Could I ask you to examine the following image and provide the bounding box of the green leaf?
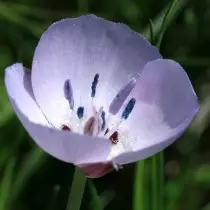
[133,161,147,210]
[78,0,89,13]
[66,167,87,210]
[143,0,188,42]
[151,153,164,210]
[173,57,210,67]
[156,0,178,49]
[0,158,15,210]
[9,147,46,203]
[202,203,210,210]
[0,80,13,126]
[149,19,155,45]
[194,165,210,185]
[0,3,45,37]
[152,155,158,210]
[88,180,103,210]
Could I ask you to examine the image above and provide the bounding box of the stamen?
[101,111,106,131]
[92,107,103,136]
[104,128,109,135]
[61,124,71,131]
[64,79,74,109]
[109,78,136,115]
[91,74,99,98]
[121,98,136,120]
[109,131,119,144]
[83,117,95,136]
[77,107,84,119]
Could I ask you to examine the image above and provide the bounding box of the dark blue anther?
[64,79,74,109]
[77,107,84,119]
[91,74,99,98]
[101,111,106,130]
[121,98,136,120]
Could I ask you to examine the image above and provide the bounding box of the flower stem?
[151,152,164,210]
[133,161,147,210]
[152,155,158,210]
[159,152,164,210]
[66,167,87,210]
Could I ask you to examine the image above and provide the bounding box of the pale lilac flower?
[5,15,199,178]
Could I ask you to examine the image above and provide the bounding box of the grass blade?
[88,180,103,210]
[143,0,188,40]
[152,155,158,210]
[158,152,164,210]
[78,0,89,13]
[0,158,15,210]
[133,161,147,210]
[66,167,87,210]
[9,147,46,203]
[156,0,178,49]
[149,19,155,45]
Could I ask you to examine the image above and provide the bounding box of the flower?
[5,15,199,178]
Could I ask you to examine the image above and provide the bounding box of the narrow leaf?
[143,0,188,40]
[149,19,155,45]
[0,158,15,210]
[133,161,147,210]
[78,0,89,13]
[156,0,179,49]
[88,180,103,210]
[9,147,46,203]
[66,167,87,210]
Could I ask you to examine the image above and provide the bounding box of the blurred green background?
[0,0,210,209]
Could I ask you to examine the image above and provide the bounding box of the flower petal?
[32,15,161,127]
[111,59,199,165]
[78,162,113,178]
[5,64,111,164]
[5,63,48,125]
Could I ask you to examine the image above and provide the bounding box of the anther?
[101,111,106,131]
[109,131,119,144]
[121,98,136,120]
[92,107,103,136]
[64,79,74,109]
[109,78,136,115]
[61,124,71,131]
[91,74,99,98]
[77,107,84,119]
[83,116,95,136]
[104,128,109,135]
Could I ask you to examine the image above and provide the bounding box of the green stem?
[152,155,158,210]
[133,161,147,210]
[151,152,164,210]
[159,152,164,210]
[66,167,87,210]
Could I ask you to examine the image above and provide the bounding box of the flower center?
[62,74,137,145]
